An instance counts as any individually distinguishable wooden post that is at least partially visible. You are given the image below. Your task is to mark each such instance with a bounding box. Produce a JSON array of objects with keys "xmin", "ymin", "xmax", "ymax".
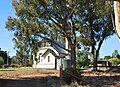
[{"xmin": 60, "ymin": 64, "xmax": 63, "ymax": 84}]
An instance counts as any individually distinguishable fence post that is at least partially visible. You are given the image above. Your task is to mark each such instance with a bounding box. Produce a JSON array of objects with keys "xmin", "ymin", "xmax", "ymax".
[{"xmin": 60, "ymin": 64, "xmax": 63, "ymax": 84}]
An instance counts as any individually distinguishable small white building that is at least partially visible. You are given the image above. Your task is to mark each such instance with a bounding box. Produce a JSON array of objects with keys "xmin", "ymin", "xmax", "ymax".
[{"xmin": 33, "ymin": 39, "xmax": 71, "ymax": 70}]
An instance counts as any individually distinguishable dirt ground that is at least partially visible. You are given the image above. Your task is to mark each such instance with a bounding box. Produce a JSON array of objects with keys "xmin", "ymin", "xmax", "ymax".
[
  {"xmin": 81, "ymin": 69, "xmax": 120, "ymax": 87},
  {"xmin": 0, "ymin": 67, "xmax": 120, "ymax": 87},
  {"xmin": 0, "ymin": 68, "xmax": 59, "ymax": 87}
]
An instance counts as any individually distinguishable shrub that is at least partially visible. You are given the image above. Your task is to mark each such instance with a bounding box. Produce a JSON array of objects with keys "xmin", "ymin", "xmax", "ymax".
[
  {"xmin": 63, "ymin": 67, "xmax": 82, "ymax": 84},
  {"xmin": 47, "ymin": 76, "xmax": 60, "ymax": 87},
  {"xmin": 10, "ymin": 64, "xmax": 20, "ymax": 68},
  {"xmin": 2, "ymin": 64, "xmax": 9, "ymax": 68},
  {"xmin": 0, "ymin": 57, "xmax": 4, "ymax": 68},
  {"xmin": 109, "ymin": 58, "xmax": 120, "ymax": 66},
  {"xmin": 104, "ymin": 55, "xmax": 111, "ymax": 60}
]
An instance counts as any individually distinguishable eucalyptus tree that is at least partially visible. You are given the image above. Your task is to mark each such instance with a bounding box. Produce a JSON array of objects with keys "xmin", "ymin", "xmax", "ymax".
[
  {"xmin": 112, "ymin": 50, "xmax": 120, "ymax": 58},
  {"xmin": 6, "ymin": 0, "xmax": 83, "ymax": 67},
  {"xmin": 0, "ymin": 50, "xmax": 7, "ymax": 64},
  {"xmin": 6, "ymin": 0, "xmax": 115, "ymax": 68},
  {"xmin": 7, "ymin": 16, "xmax": 40, "ymax": 64},
  {"xmin": 77, "ymin": 0, "xmax": 114, "ymax": 70}
]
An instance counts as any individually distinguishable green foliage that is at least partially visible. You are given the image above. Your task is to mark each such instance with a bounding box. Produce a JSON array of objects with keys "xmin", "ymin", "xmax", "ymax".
[
  {"xmin": 117, "ymin": 55, "xmax": 120, "ymax": 59},
  {"xmin": 77, "ymin": 0, "xmax": 114, "ymax": 70},
  {"xmin": 6, "ymin": 0, "xmax": 114, "ymax": 67},
  {"xmin": 11, "ymin": 56, "xmax": 23, "ymax": 66},
  {"xmin": 11, "ymin": 56, "xmax": 19, "ymax": 64},
  {"xmin": 104, "ymin": 55, "xmax": 111, "ymax": 60},
  {"xmin": 112, "ymin": 50, "xmax": 120, "ymax": 58},
  {"xmin": 63, "ymin": 67, "xmax": 82, "ymax": 84},
  {"xmin": 0, "ymin": 57, "xmax": 4, "ymax": 68},
  {"xmin": 27, "ymin": 55, "xmax": 33, "ymax": 66},
  {"xmin": 76, "ymin": 50, "xmax": 90, "ymax": 68},
  {"xmin": 6, "ymin": 0, "xmax": 84, "ymax": 67},
  {"xmin": 0, "ymin": 50, "xmax": 7, "ymax": 64},
  {"xmin": 11, "ymin": 55, "xmax": 33, "ymax": 67},
  {"xmin": 109, "ymin": 58, "xmax": 120, "ymax": 66}
]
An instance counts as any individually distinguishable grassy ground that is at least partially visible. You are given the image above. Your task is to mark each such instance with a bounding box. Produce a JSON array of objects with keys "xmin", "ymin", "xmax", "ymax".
[
  {"xmin": 0, "ymin": 67, "xmax": 59, "ymax": 79},
  {"xmin": 0, "ymin": 67, "xmax": 59, "ymax": 87},
  {"xmin": 0, "ymin": 67, "xmax": 120, "ymax": 87}
]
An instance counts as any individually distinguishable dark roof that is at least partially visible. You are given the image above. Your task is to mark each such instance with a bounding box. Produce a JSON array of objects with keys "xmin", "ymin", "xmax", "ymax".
[{"xmin": 51, "ymin": 41, "xmax": 66, "ymax": 54}]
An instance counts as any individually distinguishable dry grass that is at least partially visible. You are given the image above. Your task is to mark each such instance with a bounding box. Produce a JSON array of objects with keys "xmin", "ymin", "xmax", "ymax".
[
  {"xmin": 0, "ymin": 67, "xmax": 59, "ymax": 79},
  {"xmin": 0, "ymin": 67, "xmax": 120, "ymax": 87}
]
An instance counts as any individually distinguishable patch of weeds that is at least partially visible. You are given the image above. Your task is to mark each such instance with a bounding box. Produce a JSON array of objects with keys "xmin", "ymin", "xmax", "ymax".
[
  {"xmin": 63, "ymin": 67, "xmax": 82, "ymax": 85},
  {"xmin": 47, "ymin": 76, "xmax": 61, "ymax": 87}
]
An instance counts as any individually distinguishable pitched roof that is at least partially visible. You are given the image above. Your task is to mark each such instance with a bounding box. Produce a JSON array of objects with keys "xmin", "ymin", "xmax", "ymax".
[
  {"xmin": 38, "ymin": 40, "xmax": 69, "ymax": 57},
  {"xmin": 51, "ymin": 41, "xmax": 66, "ymax": 54}
]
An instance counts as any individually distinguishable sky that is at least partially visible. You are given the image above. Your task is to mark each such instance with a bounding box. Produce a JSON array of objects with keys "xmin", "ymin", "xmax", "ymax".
[{"xmin": 0, "ymin": 0, "xmax": 120, "ymax": 58}]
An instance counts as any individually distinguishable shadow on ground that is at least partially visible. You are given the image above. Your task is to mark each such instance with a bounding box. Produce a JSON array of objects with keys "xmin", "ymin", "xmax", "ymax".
[
  {"xmin": 0, "ymin": 70, "xmax": 120, "ymax": 87},
  {"xmin": 0, "ymin": 70, "xmax": 15, "ymax": 71},
  {"xmin": 81, "ymin": 75, "xmax": 120, "ymax": 87},
  {"xmin": 0, "ymin": 77, "xmax": 48, "ymax": 87}
]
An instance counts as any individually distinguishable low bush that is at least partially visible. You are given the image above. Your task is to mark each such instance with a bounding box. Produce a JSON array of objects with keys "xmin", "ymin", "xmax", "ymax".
[
  {"xmin": 109, "ymin": 58, "xmax": 120, "ymax": 66},
  {"xmin": 10, "ymin": 64, "xmax": 20, "ymax": 68},
  {"xmin": 2, "ymin": 64, "xmax": 9, "ymax": 68},
  {"xmin": 0, "ymin": 57, "xmax": 4, "ymax": 68},
  {"xmin": 63, "ymin": 67, "xmax": 82, "ymax": 84},
  {"xmin": 47, "ymin": 76, "xmax": 60, "ymax": 87}
]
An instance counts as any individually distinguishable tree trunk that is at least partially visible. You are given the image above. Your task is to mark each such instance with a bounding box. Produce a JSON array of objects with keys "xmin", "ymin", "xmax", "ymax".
[
  {"xmin": 91, "ymin": 45, "xmax": 97, "ymax": 71},
  {"xmin": 92, "ymin": 36, "xmax": 105, "ymax": 71},
  {"xmin": 70, "ymin": 45, "xmax": 76, "ymax": 67},
  {"xmin": 114, "ymin": 1, "xmax": 120, "ymax": 40}
]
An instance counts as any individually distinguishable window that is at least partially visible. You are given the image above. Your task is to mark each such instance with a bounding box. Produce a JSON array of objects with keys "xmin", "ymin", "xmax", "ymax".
[
  {"xmin": 48, "ymin": 56, "xmax": 50, "ymax": 62},
  {"xmin": 39, "ymin": 53, "xmax": 42, "ymax": 62}
]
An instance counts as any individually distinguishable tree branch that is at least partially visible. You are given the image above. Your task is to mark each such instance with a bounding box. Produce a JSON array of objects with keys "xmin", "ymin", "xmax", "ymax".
[{"xmin": 38, "ymin": 34, "xmax": 71, "ymax": 52}]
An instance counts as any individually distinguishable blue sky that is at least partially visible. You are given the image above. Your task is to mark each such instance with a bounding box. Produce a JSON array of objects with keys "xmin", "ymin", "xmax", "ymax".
[{"xmin": 0, "ymin": 0, "xmax": 120, "ymax": 57}]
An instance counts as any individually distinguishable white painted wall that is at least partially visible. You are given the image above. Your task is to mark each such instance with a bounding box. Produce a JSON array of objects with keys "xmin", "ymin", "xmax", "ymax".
[
  {"xmin": 33, "ymin": 52, "xmax": 56, "ymax": 69},
  {"xmin": 33, "ymin": 47, "xmax": 70, "ymax": 70}
]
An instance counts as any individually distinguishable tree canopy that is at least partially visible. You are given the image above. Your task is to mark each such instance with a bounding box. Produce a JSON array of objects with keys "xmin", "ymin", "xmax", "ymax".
[
  {"xmin": 0, "ymin": 49, "xmax": 8, "ymax": 64},
  {"xmin": 77, "ymin": 1, "xmax": 114, "ymax": 70},
  {"xmin": 112, "ymin": 50, "xmax": 120, "ymax": 58},
  {"xmin": 6, "ymin": 0, "xmax": 114, "ymax": 68}
]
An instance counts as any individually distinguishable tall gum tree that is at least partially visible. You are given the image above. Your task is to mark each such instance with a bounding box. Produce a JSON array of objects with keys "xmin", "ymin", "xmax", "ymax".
[
  {"xmin": 77, "ymin": 0, "xmax": 115, "ymax": 70},
  {"xmin": 6, "ymin": 0, "xmax": 115, "ymax": 68},
  {"xmin": 6, "ymin": 0, "xmax": 83, "ymax": 67}
]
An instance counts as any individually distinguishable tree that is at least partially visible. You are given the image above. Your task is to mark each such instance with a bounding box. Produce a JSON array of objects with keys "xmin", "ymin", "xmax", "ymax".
[
  {"xmin": 6, "ymin": 0, "xmax": 114, "ymax": 68},
  {"xmin": 76, "ymin": 49, "xmax": 90, "ymax": 68},
  {"xmin": 112, "ymin": 50, "xmax": 120, "ymax": 58},
  {"xmin": 0, "ymin": 57, "xmax": 4, "ymax": 68},
  {"xmin": 77, "ymin": 1, "xmax": 114, "ymax": 70},
  {"xmin": 6, "ymin": 0, "xmax": 85, "ymax": 67},
  {"xmin": 109, "ymin": 57, "xmax": 120, "ymax": 66},
  {"xmin": 104, "ymin": 55, "xmax": 111, "ymax": 60},
  {"xmin": 0, "ymin": 49, "xmax": 8, "ymax": 64}
]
